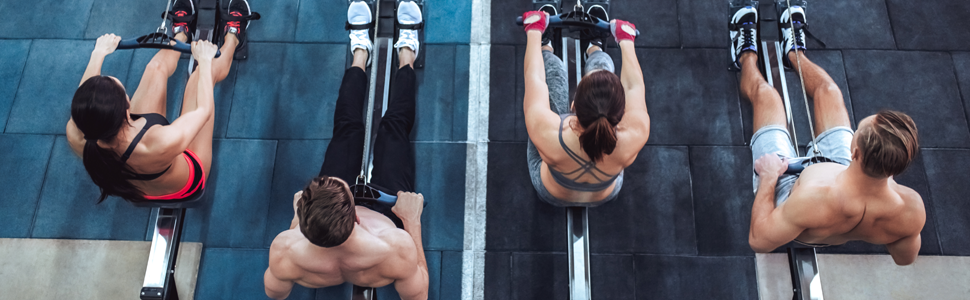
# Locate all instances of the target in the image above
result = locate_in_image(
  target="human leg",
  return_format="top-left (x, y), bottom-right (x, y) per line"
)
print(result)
top-left (543, 49), bottom-right (571, 115)
top-left (319, 58), bottom-right (370, 183)
top-left (370, 50), bottom-right (417, 193)
top-left (788, 52), bottom-right (850, 137)
top-left (180, 34), bottom-right (238, 178)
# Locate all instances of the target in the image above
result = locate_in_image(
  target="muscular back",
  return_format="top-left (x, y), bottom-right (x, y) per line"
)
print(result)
top-left (784, 162), bottom-right (926, 247)
top-left (267, 207), bottom-right (418, 289)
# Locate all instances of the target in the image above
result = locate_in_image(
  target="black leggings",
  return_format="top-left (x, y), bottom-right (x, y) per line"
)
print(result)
top-left (319, 66), bottom-right (417, 194)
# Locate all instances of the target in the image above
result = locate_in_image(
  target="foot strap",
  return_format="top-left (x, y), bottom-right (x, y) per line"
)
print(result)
top-left (220, 11), bottom-right (262, 21)
top-left (346, 22), bottom-right (376, 31)
top-left (396, 22), bottom-right (423, 30)
top-left (161, 11), bottom-right (197, 23)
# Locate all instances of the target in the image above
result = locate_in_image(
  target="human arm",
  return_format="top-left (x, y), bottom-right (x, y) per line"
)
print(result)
top-left (748, 154), bottom-right (808, 252)
top-left (390, 192), bottom-right (430, 300)
top-left (885, 233), bottom-right (921, 266)
top-left (521, 14), bottom-right (564, 158)
top-left (152, 41), bottom-right (218, 157)
top-left (264, 238), bottom-right (299, 300)
top-left (80, 34), bottom-right (121, 87)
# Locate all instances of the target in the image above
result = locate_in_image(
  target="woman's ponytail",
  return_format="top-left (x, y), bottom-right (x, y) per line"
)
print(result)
top-left (573, 70), bottom-right (625, 162)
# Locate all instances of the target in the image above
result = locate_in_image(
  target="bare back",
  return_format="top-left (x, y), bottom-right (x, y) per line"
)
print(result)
top-left (783, 162), bottom-right (926, 246)
top-left (267, 207), bottom-right (417, 289)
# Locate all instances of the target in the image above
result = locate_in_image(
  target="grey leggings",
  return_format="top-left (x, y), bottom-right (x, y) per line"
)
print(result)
top-left (527, 49), bottom-right (623, 207)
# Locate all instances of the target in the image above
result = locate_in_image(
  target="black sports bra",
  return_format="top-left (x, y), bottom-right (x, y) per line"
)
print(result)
top-left (121, 113), bottom-right (172, 181)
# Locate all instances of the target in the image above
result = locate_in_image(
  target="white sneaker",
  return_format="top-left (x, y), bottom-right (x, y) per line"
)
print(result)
top-left (348, 1), bottom-right (373, 66)
top-left (393, 1), bottom-right (422, 56)
top-left (729, 6), bottom-right (758, 69)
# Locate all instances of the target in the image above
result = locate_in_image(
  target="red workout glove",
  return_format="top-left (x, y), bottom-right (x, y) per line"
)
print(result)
top-left (610, 19), bottom-right (637, 43)
top-left (522, 11), bottom-right (549, 33)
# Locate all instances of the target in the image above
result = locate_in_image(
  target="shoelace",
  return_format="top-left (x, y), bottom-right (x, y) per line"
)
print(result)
top-left (399, 30), bottom-right (417, 43)
top-left (350, 29), bottom-right (370, 42)
top-left (741, 23), bottom-right (756, 49)
top-left (227, 11), bottom-right (243, 30)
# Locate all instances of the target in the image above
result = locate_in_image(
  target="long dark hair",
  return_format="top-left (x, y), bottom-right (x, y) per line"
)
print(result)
top-left (573, 70), bottom-right (625, 162)
top-left (72, 76), bottom-right (144, 202)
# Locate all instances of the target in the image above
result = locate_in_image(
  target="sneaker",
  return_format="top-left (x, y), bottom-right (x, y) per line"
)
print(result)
top-left (586, 4), bottom-right (609, 50)
top-left (779, 5), bottom-right (807, 68)
top-left (224, 0), bottom-right (251, 43)
top-left (729, 6), bottom-right (758, 69)
top-left (170, 0), bottom-right (194, 38)
top-left (348, 1), bottom-right (373, 66)
top-left (393, 1), bottom-right (422, 56)
top-left (538, 4), bottom-right (558, 47)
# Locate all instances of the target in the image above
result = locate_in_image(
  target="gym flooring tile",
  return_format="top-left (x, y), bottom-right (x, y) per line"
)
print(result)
top-left (226, 42), bottom-right (346, 139)
top-left (413, 45), bottom-right (470, 142)
top-left (689, 146), bottom-right (756, 256)
top-left (0, 0), bottom-right (95, 39)
top-left (677, 0), bottom-right (723, 48)
top-left (952, 52), bottom-right (970, 122)
top-left (923, 149), bottom-right (970, 256)
top-left (886, 0), bottom-right (970, 51)
top-left (192, 139), bottom-right (278, 248)
top-left (488, 0), bottom-right (535, 46)
top-left (485, 142), bottom-right (567, 252)
top-left (639, 48), bottom-right (745, 146)
top-left (634, 255), bottom-right (758, 299)
top-left (796, 0), bottom-right (896, 50)
top-left (0, 40), bottom-right (31, 133)
top-left (264, 139), bottom-right (329, 247)
top-left (294, 0), bottom-right (360, 44)
top-left (5, 39), bottom-right (133, 135)
top-left (31, 137), bottom-right (152, 241)
top-left (843, 50), bottom-right (970, 148)
top-left (247, 0), bottom-right (301, 43)
top-left (84, 0), bottom-right (165, 40)
top-left (194, 248), bottom-right (451, 300)
top-left (613, 0), bottom-right (679, 48)
top-left (494, 253), bottom-right (637, 300)
top-left (412, 142), bottom-right (467, 250)
top-left (589, 146), bottom-right (697, 255)
top-left (423, 0), bottom-right (472, 45)
top-left (487, 45), bottom-right (528, 142)
top-left (0, 134), bottom-right (55, 238)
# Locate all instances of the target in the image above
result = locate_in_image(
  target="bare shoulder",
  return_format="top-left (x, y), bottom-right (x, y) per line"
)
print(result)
top-left (783, 183), bottom-right (840, 228)
top-left (268, 230), bottom-right (304, 280)
top-left (891, 183), bottom-right (926, 229)
top-left (65, 119), bottom-right (85, 156)
top-left (374, 228), bottom-right (418, 279)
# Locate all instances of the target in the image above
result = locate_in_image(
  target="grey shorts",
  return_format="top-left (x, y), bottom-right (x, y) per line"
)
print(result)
top-left (751, 125), bottom-right (854, 207)
top-left (526, 49), bottom-right (622, 207)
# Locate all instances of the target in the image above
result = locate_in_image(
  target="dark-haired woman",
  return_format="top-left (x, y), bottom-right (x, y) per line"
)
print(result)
top-left (65, 0), bottom-right (253, 202)
top-left (521, 8), bottom-right (650, 206)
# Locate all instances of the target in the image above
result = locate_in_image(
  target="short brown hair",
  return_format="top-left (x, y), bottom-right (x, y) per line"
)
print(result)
top-left (297, 176), bottom-right (356, 247)
top-left (856, 110), bottom-right (919, 178)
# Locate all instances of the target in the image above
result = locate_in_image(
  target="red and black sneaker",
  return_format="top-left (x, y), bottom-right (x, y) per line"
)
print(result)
top-left (170, 0), bottom-right (195, 39)
top-left (223, 0), bottom-right (252, 47)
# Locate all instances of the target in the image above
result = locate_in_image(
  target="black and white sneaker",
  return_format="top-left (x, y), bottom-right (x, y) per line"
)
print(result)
top-left (223, 0), bottom-right (252, 50)
top-left (779, 5), bottom-right (807, 68)
top-left (586, 4), bottom-right (609, 50)
top-left (729, 6), bottom-right (758, 70)
top-left (170, 0), bottom-right (195, 39)
top-left (393, 1), bottom-right (422, 56)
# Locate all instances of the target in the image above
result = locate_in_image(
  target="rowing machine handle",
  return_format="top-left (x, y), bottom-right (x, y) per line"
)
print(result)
top-left (117, 36), bottom-right (222, 58)
top-left (514, 15), bottom-right (641, 37)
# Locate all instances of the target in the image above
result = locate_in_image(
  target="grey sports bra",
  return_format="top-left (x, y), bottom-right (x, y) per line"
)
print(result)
top-left (548, 114), bottom-right (620, 192)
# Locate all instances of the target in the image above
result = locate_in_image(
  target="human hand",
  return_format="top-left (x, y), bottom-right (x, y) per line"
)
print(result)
top-left (522, 10), bottom-right (549, 33)
top-left (192, 40), bottom-right (218, 63)
top-left (754, 154), bottom-right (788, 178)
top-left (610, 20), bottom-right (637, 44)
top-left (93, 34), bottom-right (121, 56)
top-left (392, 191), bottom-right (424, 225)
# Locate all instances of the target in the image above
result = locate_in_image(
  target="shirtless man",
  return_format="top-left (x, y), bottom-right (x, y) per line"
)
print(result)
top-left (730, 4), bottom-right (924, 265)
top-left (263, 2), bottom-right (428, 299)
